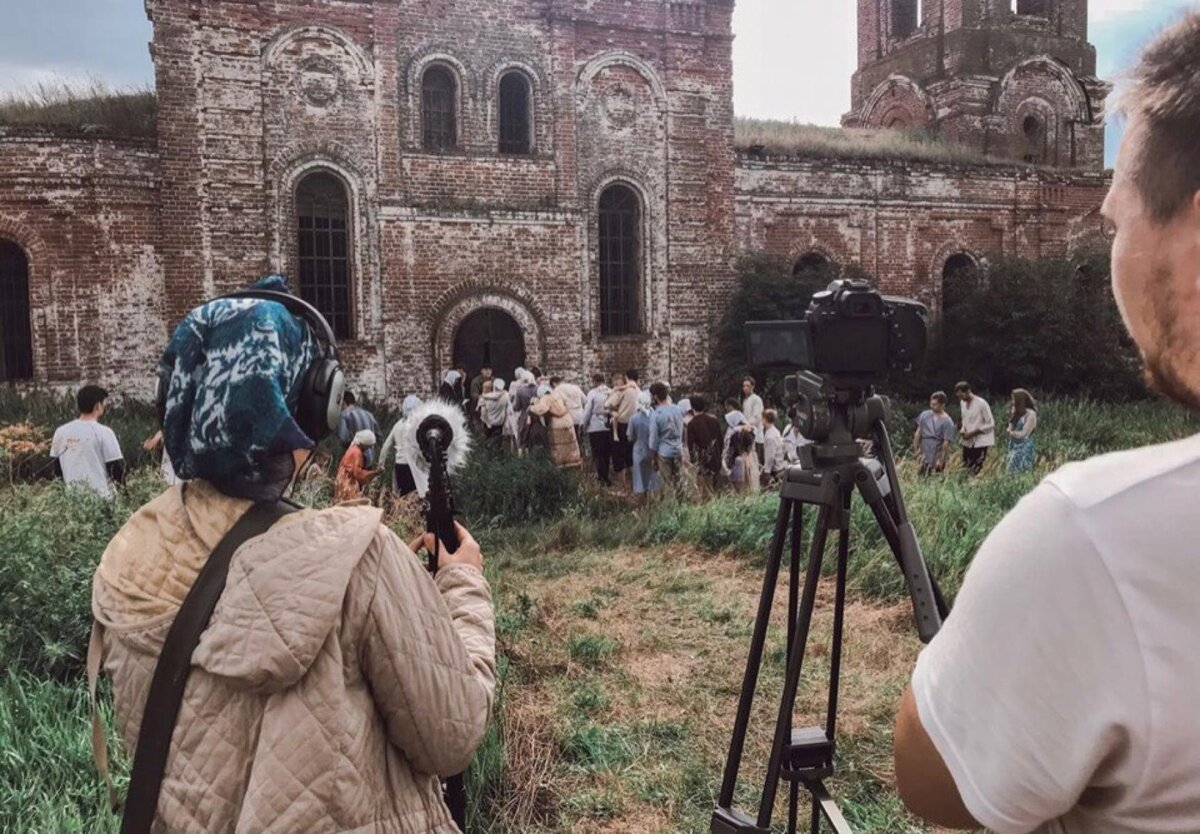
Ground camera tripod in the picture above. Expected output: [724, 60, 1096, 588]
[712, 387, 947, 834]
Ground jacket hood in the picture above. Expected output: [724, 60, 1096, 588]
[93, 481, 383, 693]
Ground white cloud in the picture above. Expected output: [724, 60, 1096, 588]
[1090, 0, 1169, 24]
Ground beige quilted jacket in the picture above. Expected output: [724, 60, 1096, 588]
[90, 480, 496, 833]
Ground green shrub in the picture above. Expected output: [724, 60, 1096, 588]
[455, 444, 581, 526]
[933, 252, 1140, 400]
[0, 473, 164, 678]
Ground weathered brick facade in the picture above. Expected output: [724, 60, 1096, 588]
[847, 0, 1109, 169]
[0, 0, 1110, 401]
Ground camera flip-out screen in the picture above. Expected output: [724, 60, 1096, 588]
[746, 321, 813, 369]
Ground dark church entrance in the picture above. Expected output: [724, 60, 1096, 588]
[452, 308, 525, 384]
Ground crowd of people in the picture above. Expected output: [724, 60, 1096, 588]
[45, 372, 1044, 503]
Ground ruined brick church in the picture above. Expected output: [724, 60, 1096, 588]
[0, 0, 1110, 400]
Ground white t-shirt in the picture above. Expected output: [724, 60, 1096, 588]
[50, 419, 123, 497]
[960, 395, 995, 448]
[913, 433, 1200, 833]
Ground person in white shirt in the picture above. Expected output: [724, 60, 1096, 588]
[954, 381, 994, 474]
[741, 377, 765, 463]
[50, 385, 125, 498]
[761, 409, 787, 483]
[580, 372, 613, 486]
[895, 14, 1200, 832]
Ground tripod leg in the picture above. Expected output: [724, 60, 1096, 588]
[717, 497, 794, 809]
[825, 490, 851, 742]
[757, 504, 832, 830]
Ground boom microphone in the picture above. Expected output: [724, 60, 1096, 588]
[399, 399, 473, 568]
[398, 398, 474, 832]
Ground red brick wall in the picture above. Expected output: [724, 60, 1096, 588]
[143, 0, 736, 396]
[0, 130, 164, 395]
[734, 152, 1111, 317]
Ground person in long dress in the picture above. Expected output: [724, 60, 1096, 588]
[378, 395, 421, 496]
[529, 385, 582, 468]
[1006, 388, 1039, 474]
[335, 429, 380, 502]
[629, 390, 662, 504]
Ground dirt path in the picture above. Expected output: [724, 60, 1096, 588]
[486, 543, 929, 833]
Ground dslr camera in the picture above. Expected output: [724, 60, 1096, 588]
[745, 279, 927, 380]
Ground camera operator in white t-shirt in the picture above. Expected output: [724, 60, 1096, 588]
[894, 13, 1200, 833]
[50, 385, 125, 498]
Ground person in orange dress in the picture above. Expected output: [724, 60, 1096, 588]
[335, 429, 380, 502]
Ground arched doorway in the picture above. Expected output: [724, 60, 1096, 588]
[453, 308, 526, 383]
[0, 239, 33, 382]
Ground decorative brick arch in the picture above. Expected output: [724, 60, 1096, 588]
[0, 218, 47, 383]
[861, 74, 934, 130]
[431, 286, 548, 386]
[929, 243, 981, 318]
[788, 243, 841, 273]
[262, 25, 374, 80]
[997, 56, 1092, 123]
[576, 50, 668, 114]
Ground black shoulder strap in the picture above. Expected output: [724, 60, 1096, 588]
[120, 500, 298, 834]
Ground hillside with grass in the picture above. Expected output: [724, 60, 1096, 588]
[1, 392, 1195, 832]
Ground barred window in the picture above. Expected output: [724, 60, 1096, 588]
[598, 184, 642, 337]
[296, 172, 353, 340]
[498, 71, 532, 155]
[422, 66, 458, 151]
[0, 239, 33, 381]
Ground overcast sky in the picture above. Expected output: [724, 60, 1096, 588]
[0, 0, 1193, 166]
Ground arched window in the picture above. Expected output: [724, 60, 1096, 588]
[296, 172, 353, 340]
[598, 184, 642, 337]
[422, 66, 458, 151]
[498, 71, 532, 155]
[1022, 113, 1047, 164]
[942, 252, 977, 318]
[793, 251, 831, 276]
[0, 239, 33, 381]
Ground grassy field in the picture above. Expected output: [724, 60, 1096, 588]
[0, 396, 1196, 832]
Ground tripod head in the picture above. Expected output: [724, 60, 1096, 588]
[785, 371, 888, 468]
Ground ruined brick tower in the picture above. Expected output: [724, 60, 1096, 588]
[845, 0, 1109, 169]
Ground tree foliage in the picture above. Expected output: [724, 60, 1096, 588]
[935, 251, 1141, 400]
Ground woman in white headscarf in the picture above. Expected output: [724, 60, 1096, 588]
[379, 395, 422, 496]
[628, 390, 661, 503]
[529, 381, 582, 468]
[335, 429, 379, 502]
[439, 370, 463, 405]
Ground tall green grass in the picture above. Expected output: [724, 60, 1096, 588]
[0, 393, 1194, 832]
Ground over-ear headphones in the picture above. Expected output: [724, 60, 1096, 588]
[156, 289, 347, 443]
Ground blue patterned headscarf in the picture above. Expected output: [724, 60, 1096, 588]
[159, 275, 322, 498]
